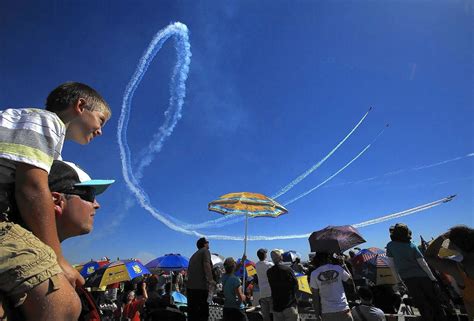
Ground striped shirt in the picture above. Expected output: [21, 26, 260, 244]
[0, 108, 66, 209]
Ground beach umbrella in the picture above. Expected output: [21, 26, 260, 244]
[85, 259, 150, 288]
[234, 258, 257, 278]
[282, 250, 301, 263]
[295, 273, 311, 294]
[145, 253, 189, 271]
[308, 225, 366, 253]
[209, 192, 288, 291]
[351, 247, 396, 285]
[172, 291, 187, 304]
[75, 259, 110, 278]
[211, 253, 225, 266]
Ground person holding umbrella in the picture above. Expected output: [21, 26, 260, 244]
[222, 257, 248, 321]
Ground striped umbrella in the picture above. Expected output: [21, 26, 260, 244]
[351, 247, 396, 285]
[85, 259, 150, 288]
[74, 259, 110, 278]
[209, 192, 288, 290]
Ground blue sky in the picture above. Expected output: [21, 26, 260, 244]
[1, 0, 472, 265]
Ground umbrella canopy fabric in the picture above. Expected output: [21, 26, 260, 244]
[308, 225, 366, 253]
[282, 250, 301, 263]
[85, 260, 150, 288]
[172, 291, 187, 304]
[351, 247, 396, 285]
[234, 259, 257, 278]
[295, 273, 312, 294]
[208, 192, 288, 218]
[75, 259, 110, 278]
[211, 253, 225, 266]
[145, 254, 189, 271]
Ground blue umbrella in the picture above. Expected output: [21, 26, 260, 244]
[282, 250, 301, 263]
[146, 253, 189, 271]
[172, 291, 187, 304]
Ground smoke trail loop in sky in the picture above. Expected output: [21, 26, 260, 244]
[116, 24, 456, 242]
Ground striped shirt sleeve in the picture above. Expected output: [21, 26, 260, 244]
[0, 108, 66, 173]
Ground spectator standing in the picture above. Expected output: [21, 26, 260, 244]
[351, 287, 386, 321]
[187, 237, 214, 321]
[309, 252, 353, 321]
[256, 248, 274, 321]
[386, 223, 447, 321]
[267, 249, 299, 321]
[425, 225, 474, 319]
[222, 257, 248, 321]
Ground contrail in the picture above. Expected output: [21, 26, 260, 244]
[283, 126, 388, 206]
[222, 195, 454, 241]
[327, 152, 474, 188]
[116, 24, 456, 242]
[271, 108, 372, 199]
[117, 22, 205, 237]
[182, 124, 388, 230]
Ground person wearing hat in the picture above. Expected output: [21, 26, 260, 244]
[256, 248, 274, 321]
[267, 249, 299, 321]
[48, 160, 114, 242]
[0, 160, 114, 320]
[187, 237, 214, 321]
[386, 223, 447, 321]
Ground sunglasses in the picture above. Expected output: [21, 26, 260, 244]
[61, 187, 96, 203]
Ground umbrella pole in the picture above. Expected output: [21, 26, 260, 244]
[243, 212, 248, 298]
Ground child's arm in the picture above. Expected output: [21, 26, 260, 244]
[15, 163, 84, 287]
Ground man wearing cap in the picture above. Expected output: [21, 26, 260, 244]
[0, 160, 114, 320]
[256, 248, 274, 321]
[48, 160, 114, 241]
[267, 249, 299, 321]
[187, 237, 214, 321]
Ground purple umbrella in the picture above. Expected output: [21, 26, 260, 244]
[308, 225, 366, 253]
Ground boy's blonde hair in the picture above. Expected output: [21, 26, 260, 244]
[45, 82, 111, 120]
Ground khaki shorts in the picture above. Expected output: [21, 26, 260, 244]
[0, 222, 62, 305]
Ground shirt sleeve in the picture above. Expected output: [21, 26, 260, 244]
[0, 109, 65, 173]
[309, 270, 319, 289]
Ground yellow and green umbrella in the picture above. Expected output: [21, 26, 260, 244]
[209, 192, 288, 290]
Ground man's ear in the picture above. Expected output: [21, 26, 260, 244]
[73, 98, 87, 115]
[52, 192, 64, 216]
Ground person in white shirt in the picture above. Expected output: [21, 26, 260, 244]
[255, 248, 274, 321]
[351, 287, 386, 321]
[310, 252, 354, 321]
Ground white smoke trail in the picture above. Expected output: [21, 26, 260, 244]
[116, 24, 455, 242]
[117, 22, 205, 237]
[327, 152, 474, 188]
[283, 126, 387, 206]
[284, 145, 370, 206]
[271, 108, 372, 199]
[233, 195, 453, 241]
[179, 125, 387, 229]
